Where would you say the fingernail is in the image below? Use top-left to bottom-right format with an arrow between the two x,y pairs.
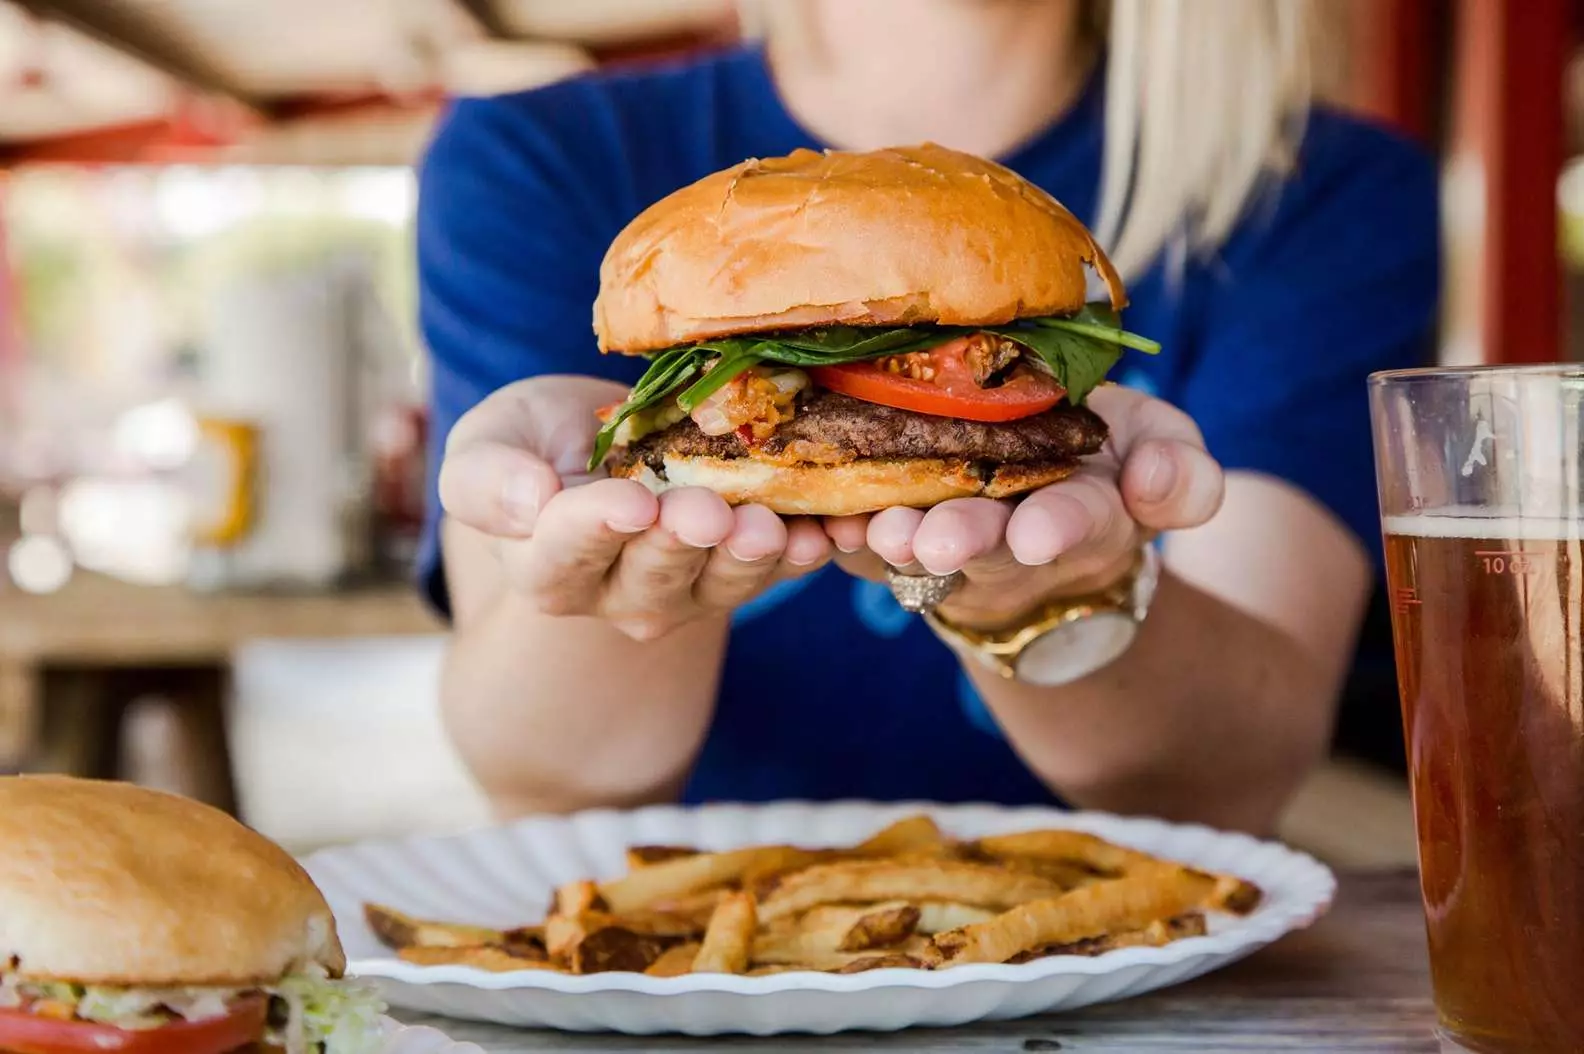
606,518 -> 649,535
503,472 -> 542,528
1013,504 -> 1061,565
835,541 -> 862,554
1138,446 -> 1177,504
788,542 -> 825,567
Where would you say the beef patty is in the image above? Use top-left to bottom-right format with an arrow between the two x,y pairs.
614,389 -> 1108,472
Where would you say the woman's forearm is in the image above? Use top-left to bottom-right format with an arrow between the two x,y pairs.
966,570 -> 1339,835
439,526 -> 725,816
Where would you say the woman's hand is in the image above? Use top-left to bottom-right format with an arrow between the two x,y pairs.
438,375 -> 831,640
824,385 -> 1225,627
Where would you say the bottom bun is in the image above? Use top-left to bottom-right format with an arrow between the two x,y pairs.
612,455 -> 1078,516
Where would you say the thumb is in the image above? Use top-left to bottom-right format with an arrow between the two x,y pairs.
1119,438 -> 1224,531
438,377 -> 620,536
439,440 -> 564,539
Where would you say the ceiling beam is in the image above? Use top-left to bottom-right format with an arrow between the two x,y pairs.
9,0 -> 271,114
451,0 -> 513,39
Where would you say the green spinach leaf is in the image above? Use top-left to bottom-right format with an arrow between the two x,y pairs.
587,304 -> 1158,470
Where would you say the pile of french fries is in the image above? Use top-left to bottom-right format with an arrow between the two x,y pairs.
365,815 -> 1261,978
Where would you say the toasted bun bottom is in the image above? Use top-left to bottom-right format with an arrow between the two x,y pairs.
611,456 -> 1078,516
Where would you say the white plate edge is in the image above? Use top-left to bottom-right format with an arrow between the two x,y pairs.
380,1017 -> 485,1053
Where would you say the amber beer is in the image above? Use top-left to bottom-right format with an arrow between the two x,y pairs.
1384,515 -> 1584,1054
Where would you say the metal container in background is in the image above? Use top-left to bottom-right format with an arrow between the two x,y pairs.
190,252 -> 379,591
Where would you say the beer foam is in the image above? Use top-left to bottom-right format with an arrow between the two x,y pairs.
1385,513 -> 1584,541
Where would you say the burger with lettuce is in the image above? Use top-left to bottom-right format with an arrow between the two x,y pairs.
0,776 -> 382,1054
590,142 -> 1157,513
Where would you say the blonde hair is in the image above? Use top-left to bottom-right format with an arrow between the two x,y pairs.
740,0 -> 1325,279
1094,0 -> 1319,277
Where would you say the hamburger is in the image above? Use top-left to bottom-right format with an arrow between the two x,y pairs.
589,143 -> 1158,515
0,776 -> 382,1054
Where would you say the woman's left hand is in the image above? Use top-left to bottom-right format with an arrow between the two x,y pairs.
824,386 -> 1226,627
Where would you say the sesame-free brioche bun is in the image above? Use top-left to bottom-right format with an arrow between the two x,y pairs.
593,142 -> 1127,354
613,455 -> 1081,517
0,775 -> 345,986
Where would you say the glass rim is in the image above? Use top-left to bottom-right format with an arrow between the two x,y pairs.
1370,363 -> 1584,385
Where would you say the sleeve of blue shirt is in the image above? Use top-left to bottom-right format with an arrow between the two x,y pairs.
413,92 -> 642,618
1181,115 -> 1441,564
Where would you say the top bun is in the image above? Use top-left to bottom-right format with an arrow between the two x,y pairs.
593,142 -> 1127,354
0,776 -> 345,986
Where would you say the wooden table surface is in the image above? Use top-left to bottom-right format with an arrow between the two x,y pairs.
394,869 -> 1442,1053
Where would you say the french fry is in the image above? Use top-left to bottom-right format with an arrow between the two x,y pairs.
569,927 -> 677,974
647,887 -> 732,928
750,902 -> 911,962
502,926 -> 548,960
741,849 -> 845,897
644,942 -> 702,977
750,932 -> 823,965
831,953 -> 924,974
972,829 -> 1156,876
546,908 -> 702,959
1006,912 -> 1208,963
397,945 -> 560,972
915,901 -> 997,934
853,815 -> 950,858
599,845 -> 819,913
612,909 -> 709,938
691,891 -> 757,974
755,936 -> 933,972
626,845 -> 699,868
1207,873 -> 1263,915
554,879 -> 605,917
927,863 -> 1216,966
837,902 -> 921,952
758,861 -> 1066,922
364,903 -> 505,950
544,913 -> 588,960
990,855 -> 1108,890
739,817 -> 950,899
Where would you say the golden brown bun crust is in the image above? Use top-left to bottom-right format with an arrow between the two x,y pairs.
594,143 -> 1127,353
0,775 -> 345,986
612,455 -> 1079,517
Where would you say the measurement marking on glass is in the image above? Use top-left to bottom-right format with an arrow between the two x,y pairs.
1393,587 -> 1422,616
1475,550 -> 1547,576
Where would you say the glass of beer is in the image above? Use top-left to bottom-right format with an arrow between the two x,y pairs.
1370,365 -> 1584,1054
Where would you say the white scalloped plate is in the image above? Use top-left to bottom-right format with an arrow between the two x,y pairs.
380,1018 -> 483,1053
306,801 -> 1335,1035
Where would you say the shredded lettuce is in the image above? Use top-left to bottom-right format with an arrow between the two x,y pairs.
269,966 -> 385,1054
0,968 -> 384,1054
0,978 -> 240,1030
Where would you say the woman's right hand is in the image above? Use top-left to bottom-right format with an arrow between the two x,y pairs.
438,375 -> 832,640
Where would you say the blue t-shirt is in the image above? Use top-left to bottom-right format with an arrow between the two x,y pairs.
415,47 -> 1440,805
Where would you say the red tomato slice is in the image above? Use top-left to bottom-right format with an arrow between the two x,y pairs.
0,995 -> 267,1054
808,335 -> 1065,422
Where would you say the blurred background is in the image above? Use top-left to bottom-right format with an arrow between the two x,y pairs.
0,0 -> 1570,865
